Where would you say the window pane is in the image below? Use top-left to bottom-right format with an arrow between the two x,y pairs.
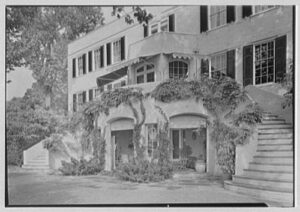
137,75 -> 144,84
254,40 -> 275,84
113,39 -> 121,63
137,67 -> 144,73
147,72 -> 155,82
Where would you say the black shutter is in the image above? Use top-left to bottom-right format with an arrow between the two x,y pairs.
82,91 -> 86,104
201,59 -> 209,76
88,51 -> 92,72
200,6 -> 208,33
227,49 -> 235,79
275,35 -> 287,82
243,45 -> 253,86
72,58 -> 76,78
143,25 -> 148,37
82,54 -> 86,74
242,6 -> 252,18
227,6 -> 235,23
89,89 -> 93,101
106,43 -> 111,66
121,37 -> 125,61
73,94 -> 77,112
100,46 -> 104,67
169,14 -> 175,32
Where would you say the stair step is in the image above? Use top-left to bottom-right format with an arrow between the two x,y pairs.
232,175 -> 293,191
261,119 -> 286,124
256,150 -> 293,157
243,169 -> 293,181
258,124 -> 292,129
258,128 -> 293,134
224,181 -> 293,205
257,144 -> 293,150
258,138 -> 293,145
249,162 -> 293,172
258,133 -> 293,139
22,164 -> 50,170
253,156 -> 293,164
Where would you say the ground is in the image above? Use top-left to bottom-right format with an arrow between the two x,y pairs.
7,167 -> 263,206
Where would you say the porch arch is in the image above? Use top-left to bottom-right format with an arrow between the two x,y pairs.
108,117 -> 135,131
169,113 -> 207,129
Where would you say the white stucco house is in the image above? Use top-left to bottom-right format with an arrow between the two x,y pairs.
23,6 -> 294,206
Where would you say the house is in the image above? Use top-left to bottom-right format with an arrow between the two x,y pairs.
23,5 -> 294,206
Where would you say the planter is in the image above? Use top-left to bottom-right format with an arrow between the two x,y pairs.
195,159 -> 206,173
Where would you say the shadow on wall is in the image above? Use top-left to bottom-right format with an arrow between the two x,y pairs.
245,85 -> 293,124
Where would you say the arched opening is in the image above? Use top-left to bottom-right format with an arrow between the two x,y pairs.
169,113 -> 207,172
109,117 -> 134,169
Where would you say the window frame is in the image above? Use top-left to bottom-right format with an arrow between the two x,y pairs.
253,39 -> 275,85
135,63 -> 155,84
94,46 -> 104,70
209,6 -> 227,30
112,38 -> 122,64
77,55 -> 84,76
168,60 -> 189,80
148,14 -> 175,36
253,5 -> 275,15
210,51 -> 227,79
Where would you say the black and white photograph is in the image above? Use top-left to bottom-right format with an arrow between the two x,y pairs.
3,1 -> 297,209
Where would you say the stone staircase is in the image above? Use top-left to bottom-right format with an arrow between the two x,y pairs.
22,151 -> 50,171
224,113 -> 294,207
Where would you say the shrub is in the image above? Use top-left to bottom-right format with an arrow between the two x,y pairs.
172,159 -> 188,171
117,160 -> 173,183
59,157 -> 103,176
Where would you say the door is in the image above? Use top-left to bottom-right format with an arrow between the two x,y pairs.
172,130 -> 180,159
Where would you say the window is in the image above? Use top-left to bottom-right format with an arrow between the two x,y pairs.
147,124 -> 158,158
210,6 -> 227,29
113,39 -> 121,63
94,46 -> 104,69
89,89 -> 93,101
148,14 -> 175,36
136,64 -> 155,84
254,5 -> 275,14
254,40 -> 275,84
150,24 -> 158,34
95,86 -> 104,98
169,61 -> 188,79
78,56 -> 83,76
211,53 -> 227,78
77,54 -> 86,76
73,94 -> 77,112
160,19 -> 168,32
107,84 -> 112,91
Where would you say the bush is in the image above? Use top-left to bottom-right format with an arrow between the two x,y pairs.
59,157 -> 103,176
172,159 -> 188,171
117,160 -> 173,183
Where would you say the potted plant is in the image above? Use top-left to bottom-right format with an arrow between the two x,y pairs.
195,154 -> 206,173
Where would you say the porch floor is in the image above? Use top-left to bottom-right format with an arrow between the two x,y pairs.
7,166 -> 266,206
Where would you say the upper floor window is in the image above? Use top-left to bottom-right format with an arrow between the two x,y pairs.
136,64 -> 155,84
78,54 -> 86,76
254,40 -> 275,85
113,39 -> 122,63
94,46 -> 104,69
211,52 -> 227,78
151,24 -> 158,34
254,5 -> 275,14
242,5 -> 275,18
160,18 -> 168,32
78,55 -> 84,76
210,6 -> 227,29
147,14 -> 175,36
169,61 -> 188,79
